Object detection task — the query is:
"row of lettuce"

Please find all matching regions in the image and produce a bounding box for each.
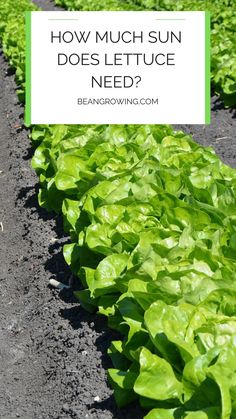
[1,0,236,418]
[33,122,236,419]
[54,0,236,107]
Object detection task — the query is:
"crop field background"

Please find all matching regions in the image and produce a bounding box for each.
[0,0,235,418]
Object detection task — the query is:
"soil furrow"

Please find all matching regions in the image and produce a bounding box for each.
[0,49,141,419]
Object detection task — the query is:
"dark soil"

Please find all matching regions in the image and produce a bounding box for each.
[0,1,236,419]
[175,97,236,168]
[33,0,63,9]
[0,51,142,419]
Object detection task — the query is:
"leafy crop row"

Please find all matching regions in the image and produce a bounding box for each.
[32,122,236,418]
[0,0,38,102]
[54,0,236,107]
[1,0,236,418]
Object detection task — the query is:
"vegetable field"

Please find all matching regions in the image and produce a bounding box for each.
[0,0,236,418]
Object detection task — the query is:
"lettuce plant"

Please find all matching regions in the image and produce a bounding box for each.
[32,123,236,418]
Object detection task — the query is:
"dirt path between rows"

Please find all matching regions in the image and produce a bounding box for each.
[0,50,143,419]
[0,0,236,418]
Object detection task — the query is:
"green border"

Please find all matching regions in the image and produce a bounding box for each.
[25,11,31,126]
[205,11,211,124]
